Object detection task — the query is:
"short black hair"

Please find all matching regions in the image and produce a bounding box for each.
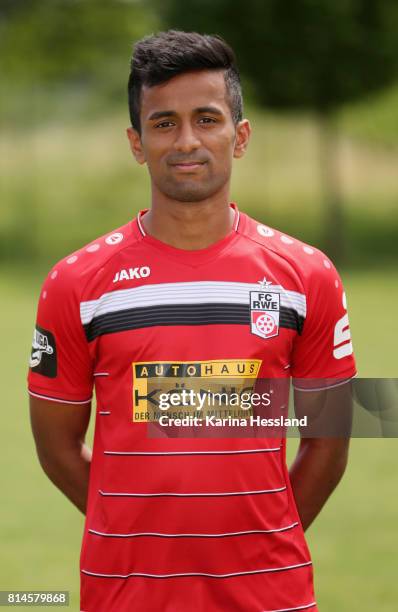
[128,30,243,133]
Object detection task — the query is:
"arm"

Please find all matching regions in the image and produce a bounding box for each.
[289,436,349,531]
[29,396,92,514]
[289,383,352,531]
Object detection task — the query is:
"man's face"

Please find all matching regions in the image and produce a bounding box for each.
[127,70,250,203]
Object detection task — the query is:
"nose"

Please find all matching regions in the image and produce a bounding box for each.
[173,121,201,153]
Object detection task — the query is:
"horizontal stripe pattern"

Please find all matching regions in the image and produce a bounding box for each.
[80,281,306,324]
[263,603,316,612]
[81,560,312,580]
[293,375,356,392]
[103,446,281,456]
[80,280,306,340]
[99,486,287,498]
[83,303,304,341]
[88,522,299,539]
[28,389,92,405]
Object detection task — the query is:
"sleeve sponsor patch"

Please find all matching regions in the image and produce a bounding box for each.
[29,326,57,378]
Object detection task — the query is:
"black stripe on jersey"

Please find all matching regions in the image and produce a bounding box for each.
[83,304,304,342]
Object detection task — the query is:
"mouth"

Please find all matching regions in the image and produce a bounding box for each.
[169,160,207,172]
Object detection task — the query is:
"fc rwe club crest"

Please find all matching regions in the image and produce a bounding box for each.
[250,291,280,339]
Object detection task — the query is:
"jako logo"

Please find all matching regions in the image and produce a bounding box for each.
[113,267,151,283]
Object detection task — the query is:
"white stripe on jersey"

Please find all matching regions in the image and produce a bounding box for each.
[88,522,299,538]
[81,560,312,580]
[98,486,287,497]
[293,375,357,392]
[103,446,281,456]
[80,281,306,325]
[262,603,316,612]
[28,389,92,405]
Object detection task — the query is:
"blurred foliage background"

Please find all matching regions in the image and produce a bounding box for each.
[1,0,398,269]
[1,1,397,610]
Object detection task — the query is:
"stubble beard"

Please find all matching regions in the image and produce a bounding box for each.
[153,168,230,203]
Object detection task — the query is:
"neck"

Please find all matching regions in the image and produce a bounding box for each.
[141,188,235,250]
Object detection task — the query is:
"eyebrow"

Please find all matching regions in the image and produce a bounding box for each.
[148,110,176,121]
[147,106,224,121]
[196,106,224,116]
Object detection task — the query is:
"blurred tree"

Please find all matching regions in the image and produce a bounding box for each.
[0,0,157,262]
[0,0,156,122]
[155,0,398,260]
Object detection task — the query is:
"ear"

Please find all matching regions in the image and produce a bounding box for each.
[233,119,251,159]
[126,127,146,164]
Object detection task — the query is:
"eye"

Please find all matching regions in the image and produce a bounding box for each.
[198,117,217,124]
[154,121,175,129]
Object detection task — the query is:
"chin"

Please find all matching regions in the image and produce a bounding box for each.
[160,179,225,203]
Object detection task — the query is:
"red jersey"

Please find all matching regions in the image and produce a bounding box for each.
[28,204,356,612]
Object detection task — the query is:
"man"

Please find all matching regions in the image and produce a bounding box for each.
[29,30,356,612]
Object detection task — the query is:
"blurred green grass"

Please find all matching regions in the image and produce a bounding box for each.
[1,273,83,611]
[0,263,397,611]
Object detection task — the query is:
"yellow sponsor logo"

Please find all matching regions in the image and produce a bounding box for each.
[132,359,262,422]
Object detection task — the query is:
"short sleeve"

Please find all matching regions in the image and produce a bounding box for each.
[27,266,94,404]
[291,258,357,389]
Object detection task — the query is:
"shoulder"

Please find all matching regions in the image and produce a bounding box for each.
[40,219,141,300]
[239,211,341,290]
